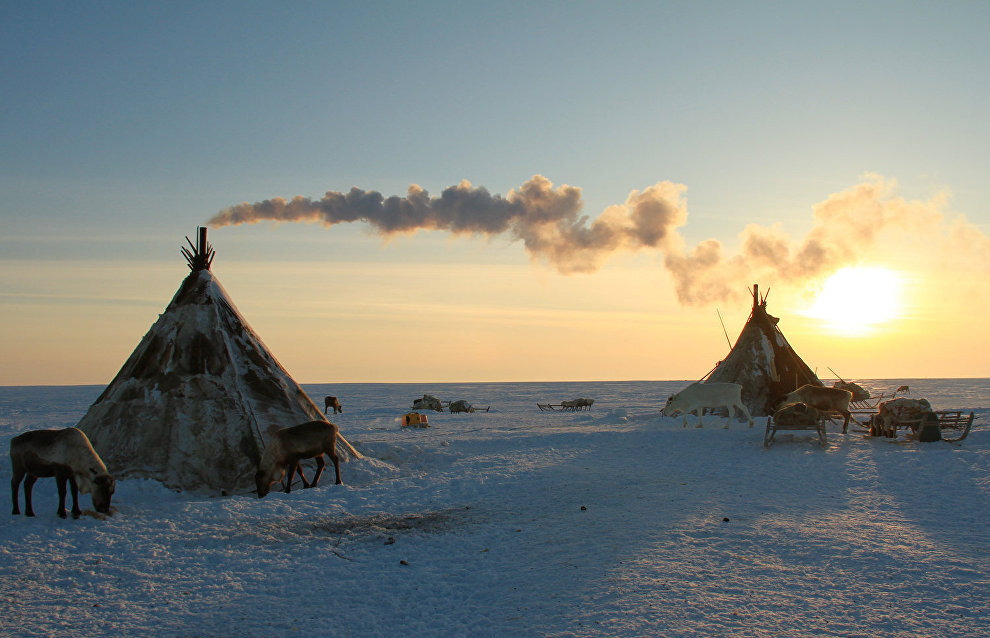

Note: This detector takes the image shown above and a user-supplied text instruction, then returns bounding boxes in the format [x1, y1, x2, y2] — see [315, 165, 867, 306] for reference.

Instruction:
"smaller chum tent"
[703, 284, 821, 416]
[77, 228, 358, 494]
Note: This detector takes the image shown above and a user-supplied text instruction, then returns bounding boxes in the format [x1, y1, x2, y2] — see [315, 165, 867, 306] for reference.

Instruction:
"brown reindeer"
[255, 421, 342, 498]
[324, 396, 342, 415]
[782, 384, 853, 433]
[10, 427, 115, 519]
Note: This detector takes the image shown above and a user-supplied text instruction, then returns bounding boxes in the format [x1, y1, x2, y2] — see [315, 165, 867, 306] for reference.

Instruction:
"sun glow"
[803, 266, 904, 336]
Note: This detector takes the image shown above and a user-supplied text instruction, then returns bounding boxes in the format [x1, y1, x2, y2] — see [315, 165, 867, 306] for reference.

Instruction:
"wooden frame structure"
[870, 410, 976, 442]
[538, 399, 594, 412]
[764, 414, 827, 448]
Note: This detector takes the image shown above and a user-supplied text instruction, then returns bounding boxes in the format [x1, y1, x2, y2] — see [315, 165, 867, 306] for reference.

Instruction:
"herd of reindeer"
[10, 394, 349, 519]
[11, 383, 909, 520]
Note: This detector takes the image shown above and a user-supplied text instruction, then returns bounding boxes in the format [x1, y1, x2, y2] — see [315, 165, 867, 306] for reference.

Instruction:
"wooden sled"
[869, 410, 976, 442]
[820, 394, 886, 431]
[849, 394, 885, 422]
[538, 399, 594, 412]
[764, 414, 827, 448]
[450, 405, 491, 413]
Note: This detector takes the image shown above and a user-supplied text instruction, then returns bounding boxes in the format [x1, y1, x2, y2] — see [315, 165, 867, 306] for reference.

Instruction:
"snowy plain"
[1, 379, 987, 638]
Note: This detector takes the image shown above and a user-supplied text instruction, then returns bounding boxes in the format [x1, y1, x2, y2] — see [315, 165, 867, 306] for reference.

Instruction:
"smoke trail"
[211, 173, 984, 305]
[209, 175, 689, 274]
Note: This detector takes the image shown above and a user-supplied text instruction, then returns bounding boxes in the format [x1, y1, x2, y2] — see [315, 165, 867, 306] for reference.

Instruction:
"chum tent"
[703, 284, 822, 416]
[77, 228, 358, 494]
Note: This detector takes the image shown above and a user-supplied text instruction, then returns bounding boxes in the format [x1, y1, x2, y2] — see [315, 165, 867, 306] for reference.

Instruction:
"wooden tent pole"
[717, 309, 732, 350]
[828, 366, 846, 383]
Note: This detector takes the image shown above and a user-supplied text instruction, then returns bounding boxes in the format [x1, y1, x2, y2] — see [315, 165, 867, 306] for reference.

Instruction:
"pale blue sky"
[2, 1, 988, 383]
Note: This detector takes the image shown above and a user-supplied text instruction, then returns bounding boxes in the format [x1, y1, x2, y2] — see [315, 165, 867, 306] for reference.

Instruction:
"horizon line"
[2, 376, 988, 390]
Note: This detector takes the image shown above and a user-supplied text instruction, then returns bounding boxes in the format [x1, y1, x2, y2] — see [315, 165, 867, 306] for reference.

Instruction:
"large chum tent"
[704, 285, 822, 416]
[77, 228, 356, 494]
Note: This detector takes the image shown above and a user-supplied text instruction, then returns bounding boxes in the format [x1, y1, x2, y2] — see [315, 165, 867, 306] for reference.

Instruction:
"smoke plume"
[211, 173, 982, 305]
[209, 175, 687, 274]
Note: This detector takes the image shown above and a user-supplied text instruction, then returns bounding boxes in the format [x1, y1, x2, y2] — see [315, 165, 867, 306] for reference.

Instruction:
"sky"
[2, 1, 988, 385]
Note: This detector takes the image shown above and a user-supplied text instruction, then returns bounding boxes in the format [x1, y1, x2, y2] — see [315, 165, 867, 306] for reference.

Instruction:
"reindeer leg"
[68, 475, 81, 519]
[11, 468, 24, 515]
[23, 474, 38, 517]
[288, 463, 311, 492]
[285, 462, 311, 491]
[307, 455, 325, 488]
[330, 448, 342, 485]
[283, 462, 298, 493]
[55, 473, 69, 519]
[735, 401, 754, 427]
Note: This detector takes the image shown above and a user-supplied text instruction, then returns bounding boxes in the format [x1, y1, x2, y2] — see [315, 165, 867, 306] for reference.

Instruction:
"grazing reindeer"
[324, 396, 342, 415]
[255, 421, 342, 498]
[10, 427, 115, 519]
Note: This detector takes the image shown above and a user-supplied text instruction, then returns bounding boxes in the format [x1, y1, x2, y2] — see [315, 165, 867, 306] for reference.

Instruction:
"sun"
[802, 266, 904, 336]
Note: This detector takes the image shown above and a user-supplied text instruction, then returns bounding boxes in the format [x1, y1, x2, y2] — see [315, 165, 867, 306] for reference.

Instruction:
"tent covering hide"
[704, 285, 822, 416]
[77, 229, 352, 494]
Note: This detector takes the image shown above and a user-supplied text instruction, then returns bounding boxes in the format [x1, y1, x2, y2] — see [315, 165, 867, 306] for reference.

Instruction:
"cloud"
[662, 174, 962, 305]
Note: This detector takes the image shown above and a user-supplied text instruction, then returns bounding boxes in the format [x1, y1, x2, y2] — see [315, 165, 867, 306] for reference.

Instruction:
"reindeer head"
[661, 394, 678, 416]
[90, 470, 115, 514]
[255, 465, 283, 498]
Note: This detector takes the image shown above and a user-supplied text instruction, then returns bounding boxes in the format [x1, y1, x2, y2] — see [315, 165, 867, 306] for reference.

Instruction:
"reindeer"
[10, 427, 115, 519]
[663, 382, 753, 428]
[324, 396, 342, 415]
[781, 384, 853, 433]
[255, 421, 342, 498]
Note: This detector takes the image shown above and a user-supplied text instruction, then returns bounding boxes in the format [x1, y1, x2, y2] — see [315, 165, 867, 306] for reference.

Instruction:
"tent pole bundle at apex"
[75, 227, 359, 495]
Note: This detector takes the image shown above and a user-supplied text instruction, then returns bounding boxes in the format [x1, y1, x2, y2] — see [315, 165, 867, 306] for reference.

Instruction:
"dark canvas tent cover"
[77, 228, 355, 494]
[704, 285, 821, 416]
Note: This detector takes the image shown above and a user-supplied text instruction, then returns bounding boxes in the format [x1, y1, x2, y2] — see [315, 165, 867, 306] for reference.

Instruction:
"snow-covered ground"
[1, 379, 987, 637]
